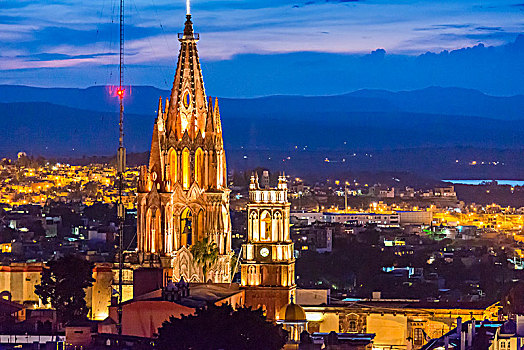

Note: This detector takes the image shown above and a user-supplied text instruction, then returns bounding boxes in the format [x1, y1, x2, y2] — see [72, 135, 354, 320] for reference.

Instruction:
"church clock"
[259, 247, 270, 258]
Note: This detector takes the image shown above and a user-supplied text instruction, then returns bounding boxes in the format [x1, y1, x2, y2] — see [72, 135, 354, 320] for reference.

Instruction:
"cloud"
[293, 0, 360, 8]
[0, 0, 523, 94]
[476, 26, 503, 31]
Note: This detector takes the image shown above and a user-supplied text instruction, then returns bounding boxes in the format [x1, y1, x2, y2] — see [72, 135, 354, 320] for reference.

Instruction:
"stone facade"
[136, 15, 232, 283]
[241, 174, 296, 320]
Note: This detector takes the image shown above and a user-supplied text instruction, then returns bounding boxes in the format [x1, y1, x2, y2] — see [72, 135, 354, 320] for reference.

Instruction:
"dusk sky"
[1, 0, 523, 96]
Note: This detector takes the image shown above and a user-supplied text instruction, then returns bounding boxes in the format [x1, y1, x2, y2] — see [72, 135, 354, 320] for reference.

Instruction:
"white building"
[290, 212, 400, 227]
[490, 315, 524, 350]
[323, 212, 399, 227]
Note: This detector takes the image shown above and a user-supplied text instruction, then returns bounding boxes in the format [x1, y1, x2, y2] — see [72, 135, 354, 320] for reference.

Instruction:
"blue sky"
[1, 0, 523, 96]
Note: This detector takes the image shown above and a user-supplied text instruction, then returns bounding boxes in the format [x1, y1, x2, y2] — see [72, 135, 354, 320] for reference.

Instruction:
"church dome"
[278, 302, 307, 322]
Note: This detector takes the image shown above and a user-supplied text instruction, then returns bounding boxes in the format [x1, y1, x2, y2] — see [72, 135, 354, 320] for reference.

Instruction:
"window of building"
[170, 150, 177, 183]
[183, 91, 191, 108]
[182, 148, 190, 189]
[260, 211, 272, 241]
[195, 148, 203, 186]
[413, 328, 424, 346]
[181, 208, 193, 246]
[250, 211, 259, 241]
[196, 210, 204, 242]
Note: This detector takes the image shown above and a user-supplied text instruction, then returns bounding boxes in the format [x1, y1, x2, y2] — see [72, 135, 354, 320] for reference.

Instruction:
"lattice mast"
[116, 0, 126, 337]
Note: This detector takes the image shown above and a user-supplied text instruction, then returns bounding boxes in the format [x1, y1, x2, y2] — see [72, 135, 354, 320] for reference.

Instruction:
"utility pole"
[116, 0, 126, 337]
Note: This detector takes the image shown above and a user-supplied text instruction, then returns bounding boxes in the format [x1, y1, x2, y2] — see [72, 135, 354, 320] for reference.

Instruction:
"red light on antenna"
[117, 88, 125, 99]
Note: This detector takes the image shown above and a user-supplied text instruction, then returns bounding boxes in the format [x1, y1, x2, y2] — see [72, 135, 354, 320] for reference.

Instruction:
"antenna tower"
[116, 0, 126, 337]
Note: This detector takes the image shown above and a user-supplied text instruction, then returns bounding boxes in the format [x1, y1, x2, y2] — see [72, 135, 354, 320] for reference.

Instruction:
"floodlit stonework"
[136, 15, 232, 283]
[241, 174, 296, 320]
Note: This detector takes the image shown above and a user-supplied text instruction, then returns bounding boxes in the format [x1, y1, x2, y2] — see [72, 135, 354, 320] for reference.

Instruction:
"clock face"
[260, 247, 270, 258]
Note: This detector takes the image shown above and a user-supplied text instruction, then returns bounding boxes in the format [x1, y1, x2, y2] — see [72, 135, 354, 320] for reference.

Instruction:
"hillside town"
[1, 2, 524, 349]
[1, 154, 524, 348]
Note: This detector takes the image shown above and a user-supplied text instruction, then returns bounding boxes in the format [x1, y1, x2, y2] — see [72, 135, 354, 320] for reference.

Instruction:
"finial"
[290, 294, 294, 304]
[184, 13, 194, 36]
[186, 0, 191, 15]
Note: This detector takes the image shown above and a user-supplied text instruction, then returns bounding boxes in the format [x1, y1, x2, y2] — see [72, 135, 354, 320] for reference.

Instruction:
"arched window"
[196, 210, 205, 242]
[182, 148, 190, 189]
[149, 208, 161, 253]
[181, 208, 193, 246]
[248, 265, 256, 285]
[169, 150, 177, 183]
[183, 91, 191, 108]
[195, 148, 204, 187]
[260, 211, 271, 241]
[274, 211, 282, 241]
[250, 212, 259, 241]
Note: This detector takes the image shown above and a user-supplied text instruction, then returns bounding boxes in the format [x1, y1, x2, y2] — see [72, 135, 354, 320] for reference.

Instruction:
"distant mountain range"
[0, 85, 523, 179]
[1, 85, 523, 120]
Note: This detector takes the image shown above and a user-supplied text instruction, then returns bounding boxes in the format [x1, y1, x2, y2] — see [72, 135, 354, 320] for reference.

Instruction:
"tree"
[156, 304, 287, 350]
[35, 255, 95, 324]
[502, 282, 524, 315]
[83, 181, 99, 198]
[230, 252, 239, 279]
[190, 237, 219, 282]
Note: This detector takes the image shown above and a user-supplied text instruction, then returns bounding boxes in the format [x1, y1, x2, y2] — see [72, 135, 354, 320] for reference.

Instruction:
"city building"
[0, 262, 113, 321]
[303, 300, 501, 349]
[107, 278, 244, 338]
[292, 223, 333, 254]
[397, 210, 433, 225]
[490, 315, 524, 350]
[135, 14, 232, 283]
[421, 316, 524, 350]
[290, 212, 400, 227]
[323, 212, 400, 227]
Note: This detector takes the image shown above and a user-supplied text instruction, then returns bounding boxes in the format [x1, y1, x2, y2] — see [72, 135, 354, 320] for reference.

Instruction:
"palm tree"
[190, 237, 219, 283]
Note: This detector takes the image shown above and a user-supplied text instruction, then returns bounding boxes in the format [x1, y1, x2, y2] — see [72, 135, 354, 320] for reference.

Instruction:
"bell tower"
[241, 173, 296, 321]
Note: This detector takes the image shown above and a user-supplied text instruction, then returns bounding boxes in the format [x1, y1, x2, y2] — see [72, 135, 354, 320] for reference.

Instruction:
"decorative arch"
[169, 149, 178, 184]
[249, 211, 259, 241]
[182, 148, 190, 189]
[164, 205, 174, 254]
[196, 209, 205, 242]
[180, 207, 193, 246]
[260, 210, 271, 241]
[0, 291, 12, 301]
[183, 91, 191, 108]
[247, 265, 257, 286]
[273, 210, 283, 241]
[146, 207, 161, 253]
[195, 148, 204, 187]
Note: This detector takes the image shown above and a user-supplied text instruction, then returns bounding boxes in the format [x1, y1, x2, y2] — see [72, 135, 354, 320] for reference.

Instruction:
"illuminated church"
[136, 13, 232, 283]
[136, 9, 296, 322]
